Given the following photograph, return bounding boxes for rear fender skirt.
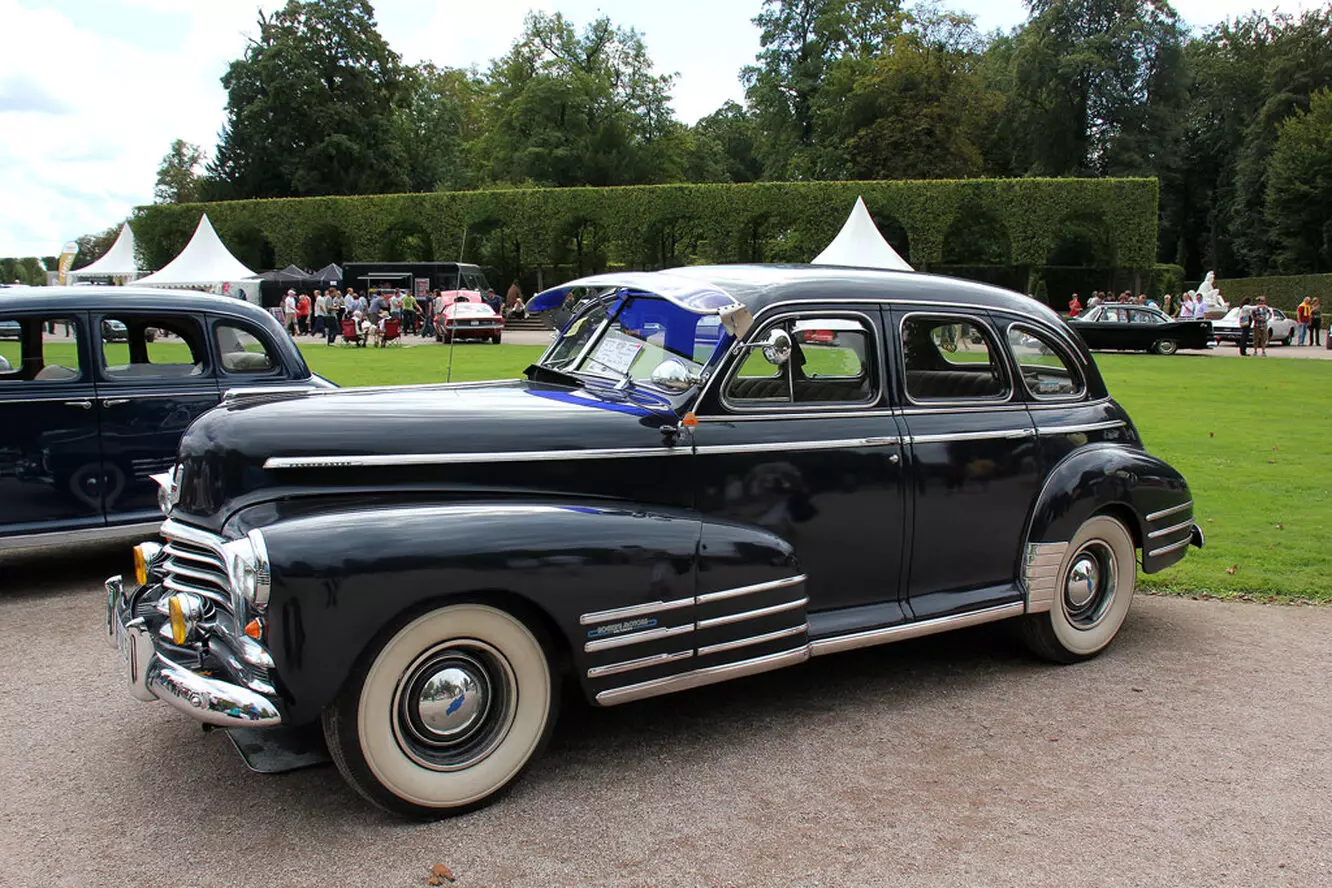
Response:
[1025,444,1194,577]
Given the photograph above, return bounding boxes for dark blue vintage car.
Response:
[107,266,1202,818]
[0,287,331,550]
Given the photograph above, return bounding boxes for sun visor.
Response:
[529,272,739,315]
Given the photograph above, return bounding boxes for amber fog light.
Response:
[167,593,204,645]
[133,542,162,586]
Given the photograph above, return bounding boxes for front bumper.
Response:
[106,575,282,727]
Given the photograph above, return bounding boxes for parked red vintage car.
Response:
[437,297,504,344]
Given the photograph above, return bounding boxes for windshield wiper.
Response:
[524,363,585,388]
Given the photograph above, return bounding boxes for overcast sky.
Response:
[0,0,1312,258]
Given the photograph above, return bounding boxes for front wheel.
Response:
[323,603,558,819]
[1282,330,1293,346]
[1151,339,1178,355]
[1019,515,1137,663]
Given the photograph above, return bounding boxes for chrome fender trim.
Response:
[808,602,1026,657]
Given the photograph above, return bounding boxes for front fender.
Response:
[1027,444,1194,573]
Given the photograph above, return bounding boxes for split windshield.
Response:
[539,293,724,387]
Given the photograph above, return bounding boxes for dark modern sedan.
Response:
[1068,304,1213,355]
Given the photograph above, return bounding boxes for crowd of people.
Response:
[1065,290,1165,317]
[271,281,530,347]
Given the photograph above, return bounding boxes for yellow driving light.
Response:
[133,542,162,586]
[166,592,203,645]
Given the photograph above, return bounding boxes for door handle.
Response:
[888,453,900,465]
[101,399,130,407]
[63,400,93,410]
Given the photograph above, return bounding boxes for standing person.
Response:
[390,289,404,327]
[1311,297,1323,347]
[1193,293,1208,320]
[297,291,312,335]
[420,290,436,338]
[1251,296,1272,356]
[1237,297,1253,356]
[313,290,327,339]
[1295,297,1311,346]
[326,288,342,344]
[433,289,447,339]
[1178,292,1193,319]
[283,289,298,337]
[369,289,388,324]
[1067,293,1082,318]
[402,289,417,334]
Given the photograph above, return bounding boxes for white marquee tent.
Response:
[812,197,913,272]
[135,213,256,288]
[67,222,140,283]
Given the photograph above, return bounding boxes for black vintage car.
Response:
[107,266,1202,818]
[1067,303,1213,355]
[0,287,332,551]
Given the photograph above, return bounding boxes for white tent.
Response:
[67,223,140,282]
[812,197,913,272]
[135,213,256,287]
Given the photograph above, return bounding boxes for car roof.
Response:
[0,286,277,324]
[665,264,1067,326]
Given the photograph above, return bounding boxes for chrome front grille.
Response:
[161,538,231,608]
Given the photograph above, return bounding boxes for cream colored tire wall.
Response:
[323,603,555,818]
[1021,515,1137,663]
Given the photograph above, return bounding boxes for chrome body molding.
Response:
[1022,542,1069,613]
[696,623,808,658]
[595,646,810,706]
[696,596,808,630]
[580,596,694,626]
[696,574,807,605]
[584,622,693,653]
[265,446,690,470]
[696,438,898,455]
[1147,518,1195,540]
[1036,420,1127,436]
[1146,500,1193,523]
[1147,537,1192,558]
[587,650,694,679]
[910,428,1034,445]
[0,520,161,553]
[808,602,1027,657]
[221,384,326,404]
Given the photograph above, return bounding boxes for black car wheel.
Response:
[1282,330,1293,346]
[1019,515,1136,663]
[1151,339,1178,355]
[323,603,558,819]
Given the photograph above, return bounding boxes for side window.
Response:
[101,315,206,379]
[1007,325,1084,399]
[901,315,1008,402]
[215,323,277,373]
[0,317,82,382]
[726,315,876,407]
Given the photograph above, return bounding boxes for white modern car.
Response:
[1211,306,1296,345]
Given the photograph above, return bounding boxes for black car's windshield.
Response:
[538,294,723,387]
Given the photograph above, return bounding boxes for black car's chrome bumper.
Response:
[106,575,282,727]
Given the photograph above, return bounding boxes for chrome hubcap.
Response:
[1062,541,1117,629]
[392,642,516,772]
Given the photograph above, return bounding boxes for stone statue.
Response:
[1196,271,1228,316]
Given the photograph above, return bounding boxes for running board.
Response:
[594,602,1025,706]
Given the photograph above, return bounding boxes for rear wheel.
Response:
[323,603,558,819]
[1151,339,1178,355]
[1282,330,1293,346]
[1019,515,1137,663]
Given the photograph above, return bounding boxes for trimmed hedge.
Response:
[1216,274,1332,313]
[131,178,1159,278]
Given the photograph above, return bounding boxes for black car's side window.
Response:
[215,323,277,373]
[100,315,207,379]
[726,315,877,408]
[901,315,1009,402]
[0,317,82,383]
[1006,324,1084,399]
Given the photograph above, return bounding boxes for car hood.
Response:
[173,379,681,523]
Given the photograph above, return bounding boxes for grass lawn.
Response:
[298,341,544,387]
[1096,353,1331,603]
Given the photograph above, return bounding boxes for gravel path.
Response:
[1,547,1329,888]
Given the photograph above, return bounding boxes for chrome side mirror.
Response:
[761,328,792,366]
[719,303,754,340]
[649,358,699,392]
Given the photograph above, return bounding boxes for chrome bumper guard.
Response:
[105,575,282,728]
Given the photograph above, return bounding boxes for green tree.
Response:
[393,64,485,193]
[1265,89,1332,272]
[209,0,408,199]
[153,140,206,204]
[692,101,764,182]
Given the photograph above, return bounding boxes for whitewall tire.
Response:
[323,603,557,818]
[1021,515,1137,663]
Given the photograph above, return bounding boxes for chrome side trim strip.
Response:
[694,410,898,422]
[696,574,807,605]
[696,438,897,455]
[808,602,1025,657]
[1146,500,1193,522]
[1148,537,1191,558]
[584,623,693,653]
[697,623,808,658]
[0,520,161,553]
[265,446,689,469]
[580,597,694,626]
[587,650,694,679]
[1147,518,1195,540]
[1023,541,1068,613]
[596,646,810,706]
[910,428,1034,445]
[696,596,808,630]
[1036,420,1127,435]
